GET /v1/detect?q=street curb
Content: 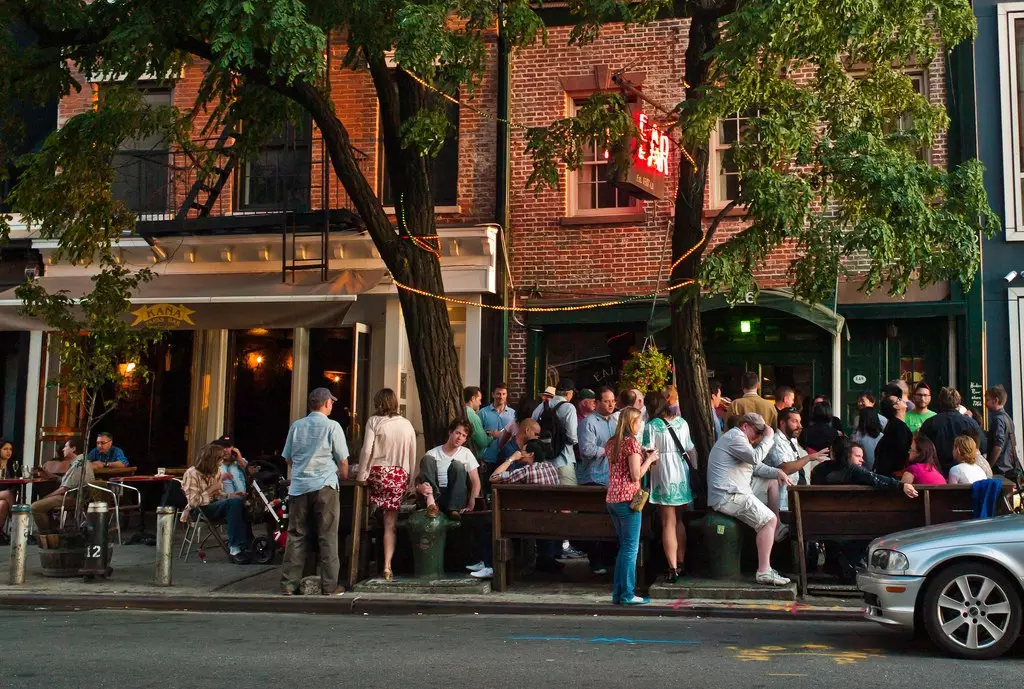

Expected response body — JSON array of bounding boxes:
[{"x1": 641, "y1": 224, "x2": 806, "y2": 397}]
[{"x1": 0, "y1": 593, "x2": 867, "y2": 622}]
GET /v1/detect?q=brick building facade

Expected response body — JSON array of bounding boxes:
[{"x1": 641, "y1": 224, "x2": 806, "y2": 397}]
[
  {"x1": 3, "y1": 39, "x2": 503, "y2": 473},
  {"x1": 505, "y1": 14, "x2": 974, "y2": 425}
]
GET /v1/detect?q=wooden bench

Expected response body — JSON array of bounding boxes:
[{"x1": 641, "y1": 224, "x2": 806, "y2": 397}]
[
  {"x1": 789, "y1": 483, "x2": 1011, "y2": 597},
  {"x1": 491, "y1": 484, "x2": 652, "y2": 592}
]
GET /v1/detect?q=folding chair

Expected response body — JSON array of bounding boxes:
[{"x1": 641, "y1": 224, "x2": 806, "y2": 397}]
[{"x1": 178, "y1": 507, "x2": 230, "y2": 561}]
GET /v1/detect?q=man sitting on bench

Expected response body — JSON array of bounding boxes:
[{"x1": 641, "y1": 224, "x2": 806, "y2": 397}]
[
  {"x1": 707, "y1": 412, "x2": 792, "y2": 586},
  {"x1": 467, "y1": 440, "x2": 560, "y2": 580},
  {"x1": 416, "y1": 419, "x2": 481, "y2": 519}
]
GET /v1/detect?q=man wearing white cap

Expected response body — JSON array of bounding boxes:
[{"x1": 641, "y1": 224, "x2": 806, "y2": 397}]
[
  {"x1": 706, "y1": 412, "x2": 792, "y2": 586},
  {"x1": 280, "y1": 387, "x2": 350, "y2": 596}
]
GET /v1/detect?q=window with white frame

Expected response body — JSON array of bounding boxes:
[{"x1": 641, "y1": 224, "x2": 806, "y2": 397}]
[
  {"x1": 891, "y1": 71, "x2": 929, "y2": 163},
  {"x1": 567, "y1": 98, "x2": 637, "y2": 217},
  {"x1": 999, "y1": 6, "x2": 1024, "y2": 239},
  {"x1": 710, "y1": 110, "x2": 757, "y2": 207}
]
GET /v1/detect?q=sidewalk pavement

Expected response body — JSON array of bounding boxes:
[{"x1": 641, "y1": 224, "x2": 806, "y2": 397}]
[{"x1": 0, "y1": 541, "x2": 867, "y2": 621}]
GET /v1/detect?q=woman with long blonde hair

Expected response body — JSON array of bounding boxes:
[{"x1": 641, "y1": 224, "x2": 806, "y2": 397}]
[
  {"x1": 604, "y1": 406, "x2": 658, "y2": 605},
  {"x1": 180, "y1": 442, "x2": 250, "y2": 564}
]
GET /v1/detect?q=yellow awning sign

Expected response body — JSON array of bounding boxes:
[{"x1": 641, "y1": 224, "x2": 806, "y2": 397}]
[{"x1": 130, "y1": 303, "x2": 196, "y2": 328}]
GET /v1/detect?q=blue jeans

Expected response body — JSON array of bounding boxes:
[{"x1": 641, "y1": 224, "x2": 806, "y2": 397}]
[
  {"x1": 607, "y1": 501, "x2": 642, "y2": 603},
  {"x1": 202, "y1": 497, "x2": 248, "y2": 551}
]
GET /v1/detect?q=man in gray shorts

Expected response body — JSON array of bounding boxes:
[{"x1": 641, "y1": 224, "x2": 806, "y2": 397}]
[{"x1": 706, "y1": 412, "x2": 792, "y2": 586}]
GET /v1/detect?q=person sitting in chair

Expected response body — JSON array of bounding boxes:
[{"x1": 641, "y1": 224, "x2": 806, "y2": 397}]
[
  {"x1": 180, "y1": 442, "x2": 250, "y2": 564},
  {"x1": 30, "y1": 437, "x2": 93, "y2": 533},
  {"x1": 415, "y1": 419, "x2": 481, "y2": 518},
  {"x1": 88, "y1": 432, "x2": 129, "y2": 469}
]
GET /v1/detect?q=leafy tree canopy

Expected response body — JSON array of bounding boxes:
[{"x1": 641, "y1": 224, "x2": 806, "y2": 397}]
[{"x1": 526, "y1": 0, "x2": 998, "y2": 305}]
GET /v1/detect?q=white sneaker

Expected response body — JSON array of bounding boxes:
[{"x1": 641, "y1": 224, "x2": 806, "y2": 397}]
[
  {"x1": 470, "y1": 567, "x2": 493, "y2": 579},
  {"x1": 755, "y1": 569, "x2": 791, "y2": 586},
  {"x1": 774, "y1": 524, "x2": 790, "y2": 544},
  {"x1": 465, "y1": 561, "x2": 486, "y2": 572}
]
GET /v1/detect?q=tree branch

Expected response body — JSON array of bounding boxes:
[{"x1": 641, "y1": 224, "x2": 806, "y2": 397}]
[
  {"x1": 700, "y1": 199, "x2": 739, "y2": 252},
  {"x1": 171, "y1": 35, "x2": 398, "y2": 251}
]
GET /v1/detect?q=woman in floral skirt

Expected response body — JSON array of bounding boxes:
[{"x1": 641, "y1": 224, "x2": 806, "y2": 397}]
[
  {"x1": 357, "y1": 388, "x2": 417, "y2": 580},
  {"x1": 643, "y1": 390, "x2": 696, "y2": 583}
]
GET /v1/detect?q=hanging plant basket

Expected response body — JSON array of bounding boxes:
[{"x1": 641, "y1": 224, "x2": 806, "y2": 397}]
[{"x1": 619, "y1": 346, "x2": 672, "y2": 394}]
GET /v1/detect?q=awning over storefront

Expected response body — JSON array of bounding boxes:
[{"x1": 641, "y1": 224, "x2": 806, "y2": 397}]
[{"x1": 0, "y1": 269, "x2": 387, "y2": 331}]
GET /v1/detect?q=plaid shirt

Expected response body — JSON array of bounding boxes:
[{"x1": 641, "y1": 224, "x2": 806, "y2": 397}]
[
  {"x1": 495, "y1": 461, "x2": 560, "y2": 486},
  {"x1": 181, "y1": 467, "x2": 222, "y2": 508}
]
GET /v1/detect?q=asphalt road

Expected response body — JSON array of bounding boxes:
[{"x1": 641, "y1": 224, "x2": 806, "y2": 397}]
[{"x1": 1, "y1": 610, "x2": 1020, "y2": 688}]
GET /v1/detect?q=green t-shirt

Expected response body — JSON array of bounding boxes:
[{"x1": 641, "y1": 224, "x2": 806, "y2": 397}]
[
  {"x1": 465, "y1": 406, "x2": 490, "y2": 459},
  {"x1": 904, "y1": 408, "x2": 936, "y2": 433}
]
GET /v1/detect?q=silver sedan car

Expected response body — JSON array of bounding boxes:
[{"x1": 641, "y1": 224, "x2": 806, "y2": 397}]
[{"x1": 858, "y1": 514, "x2": 1024, "y2": 660}]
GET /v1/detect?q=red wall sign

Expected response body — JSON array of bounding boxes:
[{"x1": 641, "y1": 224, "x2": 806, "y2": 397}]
[{"x1": 612, "y1": 106, "x2": 669, "y2": 200}]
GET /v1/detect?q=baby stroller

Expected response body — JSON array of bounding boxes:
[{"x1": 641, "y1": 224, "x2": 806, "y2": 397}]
[{"x1": 245, "y1": 459, "x2": 289, "y2": 565}]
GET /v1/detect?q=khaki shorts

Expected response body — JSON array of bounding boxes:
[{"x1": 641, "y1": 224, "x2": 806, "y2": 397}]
[
  {"x1": 714, "y1": 490, "x2": 775, "y2": 531},
  {"x1": 557, "y1": 464, "x2": 578, "y2": 486}
]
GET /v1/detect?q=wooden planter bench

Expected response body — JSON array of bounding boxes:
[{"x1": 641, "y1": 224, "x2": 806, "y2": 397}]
[
  {"x1": 490, "y1": 484, "x2": 652, "y2": 592},
  {"x1": 789, "y1": 483, "x2": 1010, "y2": 597}
]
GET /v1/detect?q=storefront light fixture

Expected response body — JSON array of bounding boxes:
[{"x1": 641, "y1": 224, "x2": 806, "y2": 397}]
[
  {"x1": 323, "y1": 370, "x2": 343, "y2": 384},
  {"x1": 118, "y1": 362, "x2": 137, "y2": 376},
  {"x1": 245, "y1": 352, "x2": 265, "y2": 369},
  {"x1": 740, "y1": 320, "x2": 752, "y2": 334}
]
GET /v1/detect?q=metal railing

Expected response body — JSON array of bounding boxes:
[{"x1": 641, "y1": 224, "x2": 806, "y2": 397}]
[{"x1": 113, "y1": 135, "x2": 369, "y2": 223}]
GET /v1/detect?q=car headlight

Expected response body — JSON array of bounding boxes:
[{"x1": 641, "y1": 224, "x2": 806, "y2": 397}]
[{"x1": 869, "y1": 549, "x2": 909, "y2": 573}]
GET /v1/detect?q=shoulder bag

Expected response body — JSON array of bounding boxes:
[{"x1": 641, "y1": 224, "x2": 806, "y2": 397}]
[{"x1": 667, "y1": 423, "x2": 706, "y2": 506}]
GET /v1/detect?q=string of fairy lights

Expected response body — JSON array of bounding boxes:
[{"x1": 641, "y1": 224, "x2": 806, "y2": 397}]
[{"x1": 389, "y1": 68, "x2": 706, "y2": 314}]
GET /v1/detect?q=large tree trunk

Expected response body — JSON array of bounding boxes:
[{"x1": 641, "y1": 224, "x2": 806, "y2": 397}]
[
  {"x1": 287, "y1": 63, "x2": 465, "y2": 448},
  {"x1": 671, "y1": 9, "x2": 725, "y2": 467},
  {"x1": 392, "y1": 244, "x2": 465, "y2": 445}
]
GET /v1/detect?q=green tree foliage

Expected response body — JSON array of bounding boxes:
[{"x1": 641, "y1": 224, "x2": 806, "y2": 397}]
[
  {"x1": 17, "y1": 254, "x2": 160, "y2": 476},
  {"x1": 525, "y1": 0, "x2": 998, "y2": 457},
  {"x1": 0, "y1": 0, "x2": 546, "y2": 445}
]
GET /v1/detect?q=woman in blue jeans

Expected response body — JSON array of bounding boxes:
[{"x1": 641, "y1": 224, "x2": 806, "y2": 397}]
[
  {"x1": 604, "y1": 407, "x2": 659, "y2": 605},
  {"x1": 181, "y1": 443, "x2": 251, "y2": 564}
]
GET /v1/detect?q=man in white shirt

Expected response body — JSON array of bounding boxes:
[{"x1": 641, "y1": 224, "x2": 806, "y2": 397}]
[
  {"x1": 416, "y1": 419, "x2": 481, "y2": 518},
  {"x1": 763, "y1": 407, "x2": 829, "y2": 514},
  {"x1": 707, "y1": 412, "x2": 791, "y2": 586}
]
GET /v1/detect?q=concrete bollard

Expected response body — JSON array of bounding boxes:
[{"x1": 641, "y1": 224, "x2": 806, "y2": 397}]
[
  {"x1": 8, "y1": 505, "x2": 30, "y2": 585},
  {"x1": 155, "y1": 505, "x2": 174, "y2": 586}
]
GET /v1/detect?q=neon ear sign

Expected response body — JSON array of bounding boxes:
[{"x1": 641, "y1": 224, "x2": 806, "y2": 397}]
[{"x1": 635, "y1": 113, "x2": 670, "y2": 175}]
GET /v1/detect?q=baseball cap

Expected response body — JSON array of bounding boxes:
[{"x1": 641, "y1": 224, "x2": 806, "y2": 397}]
[
  {"x1": 577, "y1": 388, "x2": 596, "y2": 401},
  {"x1": 541, "y1": 386, "x2": 557, "y2": 398},
  {"x1": 212, "y1": 435, "x2": 234, "y2": 448},
  {"x1": 739, "y1": 412, "x2": 767, "y2": 432},
  {"x1": 556, "y1": 378, "x2": 575, "y2": 393},
  {"x1": 309, "y1": 387, "x2": 339, "y2": 407}
]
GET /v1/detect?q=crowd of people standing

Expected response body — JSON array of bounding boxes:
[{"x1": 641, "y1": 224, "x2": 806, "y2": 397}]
[{"x1": 4, "y1": 369, "x2": 1018, "y2": 605}]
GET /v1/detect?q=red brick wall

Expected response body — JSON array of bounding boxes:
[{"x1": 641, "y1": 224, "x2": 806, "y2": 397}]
[
  {"x1": 56, "y1": 41, "x2": 498, "y2": 224},
  {"x1": 505, "y1": 19, "x2": 950, "y2": 397}
]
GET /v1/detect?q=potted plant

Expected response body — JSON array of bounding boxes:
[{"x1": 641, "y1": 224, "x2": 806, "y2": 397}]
[{"x1": 619, "y1": 345, "x2": 672, "y2": 394}]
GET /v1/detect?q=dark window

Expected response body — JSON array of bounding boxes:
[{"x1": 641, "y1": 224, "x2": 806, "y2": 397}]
[
  {"x1": 238, "y1": 115, "x2": 313, "y2": 211},
  {"x1": 380, "y1": 95, "x2": 459, "y2": 208},
  {"x1": 110, "y1": 86, "x2": 172, "y2": 214}
]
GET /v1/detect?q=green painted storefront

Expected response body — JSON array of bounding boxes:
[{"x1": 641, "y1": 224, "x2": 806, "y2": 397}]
[{"x1": 522, "y1": 289, "x2": 973, "y2": 426}]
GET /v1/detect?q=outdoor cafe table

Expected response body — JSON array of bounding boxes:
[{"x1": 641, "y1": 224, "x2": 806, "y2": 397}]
[
  {"x1": 0, "y1": 477, "x2": 57, "y2": 504},
  {"x1": 108, "y1": 474, "x2": 177, "y2": 543}
]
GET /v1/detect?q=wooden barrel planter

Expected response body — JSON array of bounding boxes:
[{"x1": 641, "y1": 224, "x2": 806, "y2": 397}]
[{"x1": 37, "y1": 533, "x2": 87, "y2": 578}]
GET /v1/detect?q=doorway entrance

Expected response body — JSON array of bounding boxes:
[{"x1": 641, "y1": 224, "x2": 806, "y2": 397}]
[{"x1": 702, "y1": 306, "x2": 833, "y2": 407}]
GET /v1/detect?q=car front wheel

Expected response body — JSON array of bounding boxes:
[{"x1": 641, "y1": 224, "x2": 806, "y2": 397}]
[{"x1": 921, "y1": 561, "x2": 1022, "y2": 660}]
